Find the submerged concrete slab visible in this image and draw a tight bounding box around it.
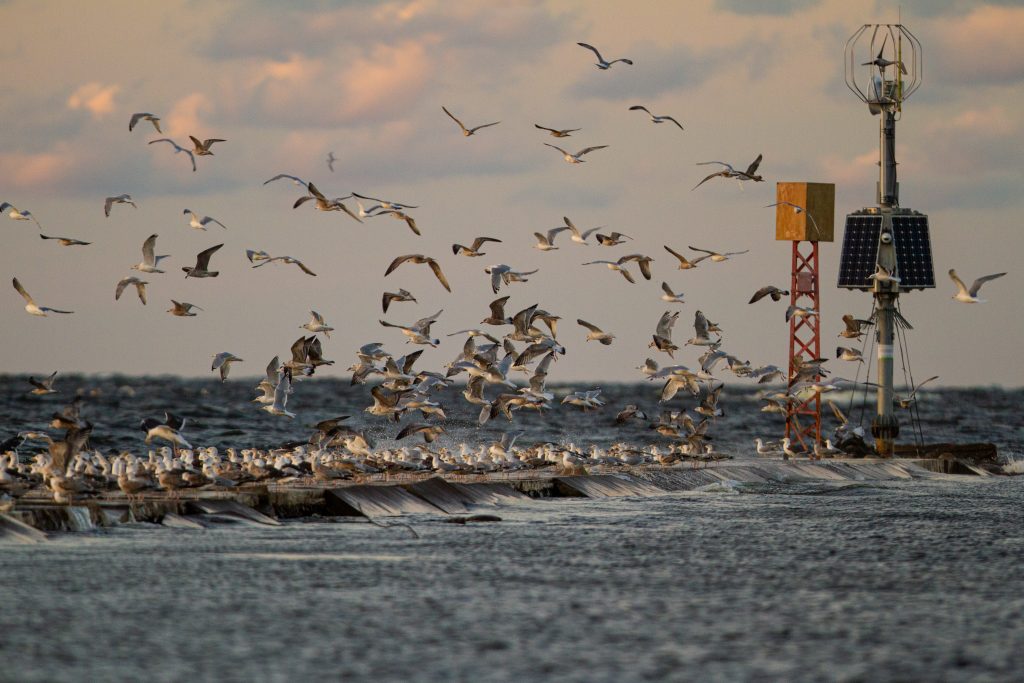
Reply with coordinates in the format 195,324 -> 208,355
326,485 -> 447,518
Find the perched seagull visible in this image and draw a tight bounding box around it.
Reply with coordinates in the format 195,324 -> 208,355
351,192 -> 419,212
28,371 -> 59,395
749,285 -> 790,303
380,309 -> 443,347
11,278 -> 73,316
263,173 -> 308,189
692,154 -> 764,190
39,234 -> 91,247
104,194 -> 136,217
115,276 -> 148,305
765,201 -> 822,239
660,282 -> 685,304
301,311 -> 334,337
452,236 -> 502,257
534,124 -> 580,137
839,314 -> 872,339
663,245 -> 709,270
544,143 -> 608,164
211,352 -> 243,381
293,182 -> 362,223
563,216 -> 601,245
327,151 -> 337,172
577,319 -> 615,345
382,288 -> 417,313
385,255 -> 451,292
182,243 -> 223,278
442,106 -> 500,136
836,347 -> 864,362
577,42 -> 633,69
131,234 -> 169,273
183,209 -> 227,231
894,375 -> 939,409
264,368 -> 295,418
533,226 -> 570,251
250,253 -> 317,276
688,245 -> 749,262
484,264 -> 537,293
628,105 -> 684,130
582,258 -> 637,284
189,135 -> 225,156
786,304 -> 818,323
147,138 -> 196,172
949,269 -> 1006,303
167,300 -> 202,317
128,112 -> 162,134
595,232 -> 631,246
1,202 -> 41,229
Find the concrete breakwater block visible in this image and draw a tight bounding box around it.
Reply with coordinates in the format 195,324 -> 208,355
0,513 -> 49,543
326,485 -> 446,518
554,474 -> 666,498
448,482 -> 528,505
185,499 -> 282,526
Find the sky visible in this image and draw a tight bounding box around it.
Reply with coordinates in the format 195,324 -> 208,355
0,0 -> 1021,387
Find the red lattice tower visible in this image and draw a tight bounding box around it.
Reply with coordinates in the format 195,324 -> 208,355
773,182 -> 835,452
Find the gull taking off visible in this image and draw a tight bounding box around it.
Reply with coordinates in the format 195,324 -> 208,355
544,143 -> 608,164
949,269 -> 1006,303
12,278 -> 73,316
442,106 -> 500,136
132,234 -> 169,273
183,244 -> 223,278
628,105 -> 684,130
184,209 -> 227,230
577,42 -> 633,69
104,194 -> 136,217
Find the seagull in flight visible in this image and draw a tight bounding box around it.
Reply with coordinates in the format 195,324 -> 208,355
302,311 -> 334,337
380,309 -> 443,347
544,143 -> 608,164
664,245 -> 709,270
660,282 -> 685,304
949,269 -> 1006,303
442,106 -> 500,136
894,375 -> 939,409
385,254 -> 451,292
628,105 -> 684,130
766,201 -> 822,239
1,202 -> 41,229
147,138 -> 196,172
692,154 -> 764,190
263,173 -> 308,189
749,285 -> 790,303
264,368 -> 295,418
327,151 -> 337,172
577,319 -> 615,345
104,194 -> 136,217
182,244 -> 223,278
595,232 -> 631,246
293,182 -> 362,223
382,288 -> 416,313
12,277 -> 73,316
534,124 -> 581,138
183,209 -> 227,231
167,300 -> 202,317
189,135 -> 225,156
131,234 -> 169,273
688,245 -> 749,262
128,112 -> 162,134
577,42 -> 633,69
247,250 -> 317,277
533,226 -> 569,251
484,264 -> 538,293
563,216 -> 602,244
211,352 -> 243,381
39,234 -> 91,247
452,236 -> 502,257
115,276 -> 148,305
582,258 -> 637,284
28,371 -> 59,395
351,192 -> 419,212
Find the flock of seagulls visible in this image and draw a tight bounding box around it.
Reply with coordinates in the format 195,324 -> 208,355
1,36 -> 1011,505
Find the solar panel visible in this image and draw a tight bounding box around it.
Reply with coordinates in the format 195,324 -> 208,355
891,215 -> 935,289
837,214 -> 882,288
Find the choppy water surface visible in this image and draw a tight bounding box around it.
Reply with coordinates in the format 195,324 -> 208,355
2,377 -> 1024,681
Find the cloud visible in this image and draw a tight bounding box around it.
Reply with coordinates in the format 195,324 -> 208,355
0,146 -> 75,190
715,0 -> 821,15
66,82 -> 120,119
930,5 -> 1024,84
164,92 -> 215,137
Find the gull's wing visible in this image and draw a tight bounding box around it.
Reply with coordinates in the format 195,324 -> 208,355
909,375 -> 940,397
104,197 -> 114,217
148,138 -> 177,149
749,286 -> 778,304
488,296 -> 509,319
688,246 -> 716,256
441,106 -> 468,133
385,254 -> 417,276
577,42 -> 604,62
534,124 -> 557,133
663,116 -> 684,130
619,267 -> 636,284
306,182 -> 327,201
692,170 -> 727,191
428,259 -> 451,292
693,310 -> 710,337
115,277 -> 134,301
577,146 -> 608,156
580,227 -> 602,240
205,216 -> 227,230
11,277 -> 33,304
195,243 -> 224,270
577,319 -> 602,334
656,311 -> 678,338
142,234 -> 158,265
545,226 -> 570,245
136,281 -> 147,305
544,143 -> 569,156
202,138 -> 225,148
661,282 -> 677,297
725,249 -> 750,257
311,311 -> 325,325
745,153 -> 763,176
128,113 -> 152,131
947,269 -> 970,298
292,259 -> 317,276
263,174 -> 308,188
337,201 -> 364,224
969,272 -> 1006,297
185,149 -> 196,172
413,309 -> 443,331
470,236 -> 502,251
468,121 -> 501,133
628,105 -> 651,115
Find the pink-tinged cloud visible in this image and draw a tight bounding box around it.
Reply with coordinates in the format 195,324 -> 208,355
932,6 -> 1024,84
819,148 -> 877,186
0,147 -> 75,190
165,92 -> 215,138
66,82 -> 120,119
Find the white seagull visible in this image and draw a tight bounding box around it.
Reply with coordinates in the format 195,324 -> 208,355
1,202 -> 41,229
128,112 -> 162,134
544,143 -> 608,164
577,42 -> 633,69
115,276 -> 148,305
147,138 -> 196,172
949,269 -> 1006,303
442,106 -> 500,136
132,234 -> 169,273
104,194 -> 137,217
628,105 -> 684,130
211,352 -> 243,381
533,226 -> 570,251
183,209 -> 227,231
302,311 -> 334,337
11,278 -> 73,316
